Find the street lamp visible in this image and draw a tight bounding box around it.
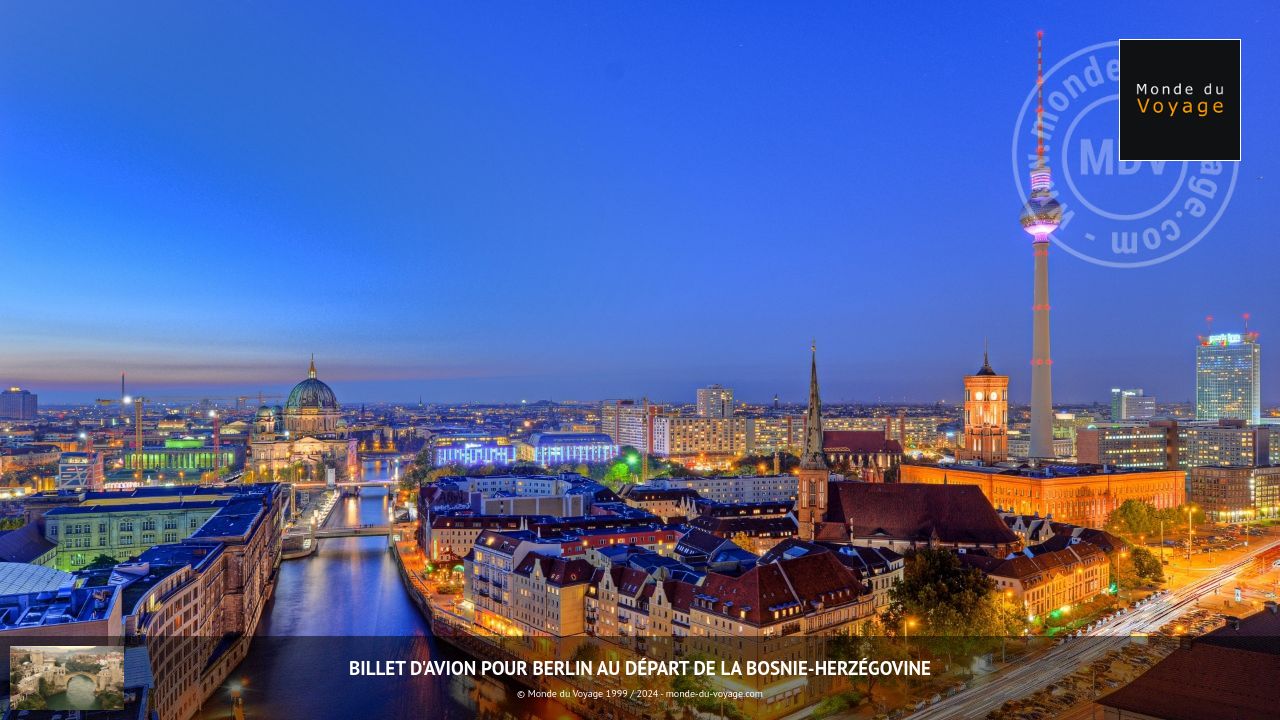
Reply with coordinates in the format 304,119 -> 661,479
1185,505 -> 1197,566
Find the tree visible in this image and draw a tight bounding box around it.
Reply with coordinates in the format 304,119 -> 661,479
828,619 -> 904,705
883,548 -> 1019,670
729,531 -> 759,556
84,554 -> 120,571
1108,499 -> 1159,537
1129,546 -> 1165,583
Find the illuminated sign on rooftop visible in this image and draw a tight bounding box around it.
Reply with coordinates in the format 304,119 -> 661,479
1206,333 -> 1243,346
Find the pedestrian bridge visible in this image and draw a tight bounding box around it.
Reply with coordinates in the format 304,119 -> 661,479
290,479 -> 397,490
287,523 -> 391,540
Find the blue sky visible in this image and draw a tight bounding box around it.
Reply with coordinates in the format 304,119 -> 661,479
1,2 -> 1276,405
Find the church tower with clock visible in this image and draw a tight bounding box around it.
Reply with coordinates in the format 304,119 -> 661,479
959,351 -> 1009,464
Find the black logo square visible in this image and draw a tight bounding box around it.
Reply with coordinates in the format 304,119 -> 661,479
1119,39 -> 1240,161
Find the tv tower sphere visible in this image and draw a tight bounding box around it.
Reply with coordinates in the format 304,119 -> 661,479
1020,186 -> 1062,237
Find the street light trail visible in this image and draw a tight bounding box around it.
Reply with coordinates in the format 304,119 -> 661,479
907,538 -> 1280,720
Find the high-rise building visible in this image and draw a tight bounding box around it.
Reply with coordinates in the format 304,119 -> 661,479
1196,331 -> 1261,424
1019,32 -> 1063,461
0,387 -> 38,420
599,399 -> 665,454
1111,388 -> 1156,421
958,352 -> 1009,464
1189,465 -> 1280,522
1076,423 -> 1173,469
696,385 -> 734,418
1181,418 -> 1271,469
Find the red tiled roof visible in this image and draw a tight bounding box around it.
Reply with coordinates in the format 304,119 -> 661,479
694,552 -> 863,626
513,551 -> 595,586
826,482 -> 1019,547
960,542 -> 1105,585
823,430 -> 903,455
662,579 -> 697,613
1097,642 -> 1280,720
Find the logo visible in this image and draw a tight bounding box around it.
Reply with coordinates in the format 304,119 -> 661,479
1010,41 -> 1238,268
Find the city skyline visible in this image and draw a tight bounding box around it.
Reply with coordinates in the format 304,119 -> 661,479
2,3 -> 1278,405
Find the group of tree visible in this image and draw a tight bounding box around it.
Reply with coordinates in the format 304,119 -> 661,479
881,548 -> 1022,670
1108,499 -> 1205,538
723,452 -> 800,476
65,658 -> 103,674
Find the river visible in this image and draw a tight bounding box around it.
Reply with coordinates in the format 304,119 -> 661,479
195,460 -> 577,720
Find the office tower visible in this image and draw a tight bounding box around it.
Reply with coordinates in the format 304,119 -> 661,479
1196,331 -> 1261,424
696,384 -> 734,418
0,387 -> 38,420
1111,388 -> 1156,421
1076,424 -> 1172,469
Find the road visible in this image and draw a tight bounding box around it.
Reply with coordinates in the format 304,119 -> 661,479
907,537 -> 1280,720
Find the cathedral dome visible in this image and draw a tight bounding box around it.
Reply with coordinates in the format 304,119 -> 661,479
286,378 -> 338,411
255,405 -> 276,419
285,357 -> 339,412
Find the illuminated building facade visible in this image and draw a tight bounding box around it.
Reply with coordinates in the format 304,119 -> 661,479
900,462 -> 1184,528
0,387 -> 38,420
249,359 -> 356,478
429,433 -> 518,467
1196,331 -> 1261,425
749,416 -> 802,455
696,384 -> 734,418
1076,424 -> 1174,469
57,451 -> 105,491
958,353 -> 1009,464
654,415 -> 749,459
600,399 -> 665,454
962,541 -> 1108,621
120,440 -> 240,474
283,356 -> 341,436
822,430 -> 903,482
1111,388 -> 1156,421
1181,418 -> 1272,469
517,432 -> 617,466
505,551 -> 594,636
1189,465 -> 1280,522
121,483 -> 284,720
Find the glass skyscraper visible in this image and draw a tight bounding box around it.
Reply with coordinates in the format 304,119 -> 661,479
1195,332 -> 1261,425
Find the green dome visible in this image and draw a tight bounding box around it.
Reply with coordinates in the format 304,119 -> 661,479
286,377 -> 338,411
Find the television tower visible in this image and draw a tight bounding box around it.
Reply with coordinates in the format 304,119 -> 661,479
1019,31 -> 1063,461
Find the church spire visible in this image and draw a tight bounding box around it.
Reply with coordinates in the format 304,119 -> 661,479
308,354 -> 317,379
800,341 -> 827,470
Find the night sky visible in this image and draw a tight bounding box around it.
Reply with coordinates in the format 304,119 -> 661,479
1,2 -> 1276,405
